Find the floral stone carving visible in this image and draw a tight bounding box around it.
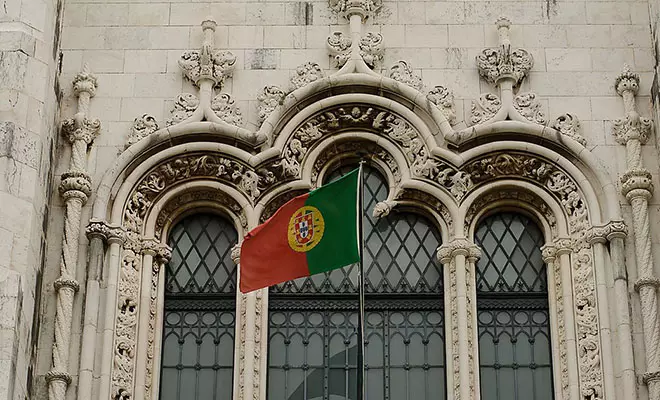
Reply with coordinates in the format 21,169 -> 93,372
167,93 -> 199,126
257,85 -> 286,124
427,85 -> 457,125
554,113 -> 586,145
513,92 -> 547,125
211,93 -> 243,126
290,62 -> 325,90
327,32 -> 352,68
476,17 -> 533,86
389,60 -> 424,91
470,93 -> 501,126
126,114 -> 159,148
178,19 -> 236,87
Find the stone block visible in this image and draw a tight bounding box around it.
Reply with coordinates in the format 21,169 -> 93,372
263,26 -> 305,49
104,27 -> 150,50
246,3 -> 286,25
20,0 -> 48,33
586,2 -> 631,25
448,25 -> 484,48
128,3 -> 169,26
209,3 -> 248,25
545,48 -> 592,71
0,51 -> 28,92
63,3 -> 86,27
398,2 -> 425,25
86,4 -> 129,26
61,27 -> 105,50
0,122 -> 40,169
149,27 -> 190,50
430,48 -> 471,70
245,49 -> 280,70
426,2 -> 465,25
133,73 -> 181,98
124,50 -> 167,73
522,25 -> 568,48
95,74 -> 135,98
545,2 -> 587,25
0,31 -> 36,57
404,25 -> 448,48
81,50 -> 125,74
591,48 -> 635,72
566,25 -> 612,48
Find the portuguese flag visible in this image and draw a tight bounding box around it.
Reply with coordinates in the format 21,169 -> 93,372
239,168 -> 361,293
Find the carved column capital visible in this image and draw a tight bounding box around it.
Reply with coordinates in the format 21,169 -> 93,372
621,168 -> 653,201
541,244 -> 557,262
587,221 -> 628,244
62,117 -> 101,146
59,171 -> 92,202
156,244 -> 172,264
554,238 -> 574,255
437,238 -> 478,262
476,18 -> 533,86
231,243 -> 241,265
53,277 -> 80,292
140,238 -> 160,257
86,219 -> 125,243
634,276 -> 660,292
612,114 -> 653,145
46,370 -> 73,385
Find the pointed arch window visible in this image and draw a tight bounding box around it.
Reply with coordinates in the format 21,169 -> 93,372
474,212 -> 553,400
159,213 -> 238,400
268,165 -> 446,400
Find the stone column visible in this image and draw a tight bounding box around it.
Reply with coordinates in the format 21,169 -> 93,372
541,244 -> 565,400
78,220 -> 124,400
437,238 -> 479,400
612,66 -> 660,399
46,65 -> 100,400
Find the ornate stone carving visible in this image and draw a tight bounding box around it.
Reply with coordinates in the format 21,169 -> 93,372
178,18 -> 236,87
123,153 -> 266,234
126,114 -> 159,148
372,200 -> 396,219
86,219 -> 125,243
211,93 -> 243,126
359,32 -> 383,68
49,65 -> 100,400
476,18 -> 533,86
469,93 -> 501,126
327,32 -> 352,68
389,60 -> 424,91
613,114 -> 653,146
513,92 -> 546,125
329,0 -> 382,19
395,188 -> 453,237
427,85 -> 456,125
167,93 -> 199,126
463,189 -> 557,238
554,113 -> 586,146
257,86 -> 286,124
290,62 -> 325,90
154,190 -> 247,240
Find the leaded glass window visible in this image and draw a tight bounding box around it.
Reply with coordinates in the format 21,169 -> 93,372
160,213 -> 237,400
474,213 -> 553,400
268,165 -> 445,400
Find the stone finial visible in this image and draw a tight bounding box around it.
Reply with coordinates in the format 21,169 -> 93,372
231,243 -> 241,264
72,63 -> 98,98
476,18 -> 533,86
329,0 -> 382,20
553,113 -> 586,146
615,64 -> 640,96
372,201 -> 396,219
178,17 -> 236,87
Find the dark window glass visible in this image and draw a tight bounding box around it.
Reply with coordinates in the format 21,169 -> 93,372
268,165 -> 445,400
160,213 -> 237,400
474,213 -> 553,400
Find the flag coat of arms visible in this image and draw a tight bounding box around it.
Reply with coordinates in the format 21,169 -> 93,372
240,169 -> 360,293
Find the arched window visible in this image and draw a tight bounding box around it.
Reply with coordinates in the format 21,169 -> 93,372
268,165 -> 445,399
474,212 -> 553,400
159,213 -> 238,400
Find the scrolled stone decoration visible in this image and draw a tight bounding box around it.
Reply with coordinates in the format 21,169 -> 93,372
554,113 -> 586,146
290,61 -> 325,90
469,93 -> 501,126
476,17 -> 533,87
48,64 -> 101,400
513,92 -> 546,125
327,31 -> 352,68
427,85 -> 457,125
211,93 -> 244,126
126,114 -> 159,148
329,0 -> 382,19
178,18 -> 236,87
389,60 -> 424,91
257,85 -> 286,124
359,32 -> 383,68
167,93 -> 200,126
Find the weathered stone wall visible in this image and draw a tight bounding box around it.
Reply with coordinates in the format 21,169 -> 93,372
0,0 -> 62,399
26,0 -> 660,400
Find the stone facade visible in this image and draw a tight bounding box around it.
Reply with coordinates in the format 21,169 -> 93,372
2,0 -> 660,400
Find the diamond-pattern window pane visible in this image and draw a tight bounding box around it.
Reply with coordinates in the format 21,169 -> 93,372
166,213 -> 238,294
271,165 -> 443,294
474,213 -> 547,293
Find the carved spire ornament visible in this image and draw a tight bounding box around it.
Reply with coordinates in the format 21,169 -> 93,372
47,64 -> 100,400
612,65 -> 660,399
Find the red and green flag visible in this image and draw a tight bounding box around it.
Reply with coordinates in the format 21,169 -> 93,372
239,168 -> 360,293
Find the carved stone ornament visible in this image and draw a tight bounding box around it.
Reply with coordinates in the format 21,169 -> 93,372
359,32 -> 383,68
372,200 -> 396,219
257,85 -> 286,124
211,93 -> 244,126
554,113 -> 586,146
167,93 -> 199,126
327,32 -> 352,68
329,0 -> 382,19
470,93 -> 501,126
612,113 -> 653,145
178,19 -> 236,87
476,17 -> 533,86
123,153 -> 273,234
395,188 -> 453,237
126,114 -> 159,148
427,85 -> 457,125
290,61 -> 325,91
513,92 -> 547,125
389,60 -> 424,91
72,66 -> 98,97
86,219 -> 126,243
61,117 -> 101,146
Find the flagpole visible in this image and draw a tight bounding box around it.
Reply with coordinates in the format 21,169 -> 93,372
357,161 -> 366,400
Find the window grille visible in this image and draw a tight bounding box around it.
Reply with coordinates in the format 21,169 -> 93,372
474,213 -> 553,400
160,213 -> 237,400
268,165 -> 445,400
